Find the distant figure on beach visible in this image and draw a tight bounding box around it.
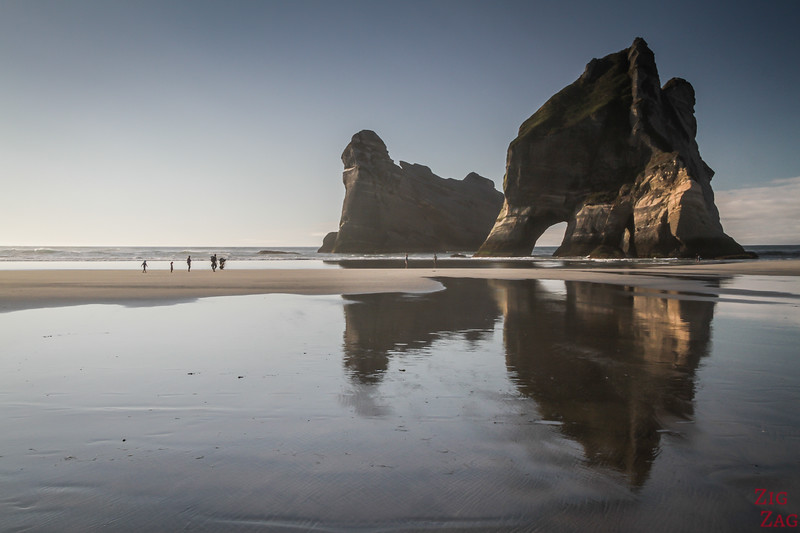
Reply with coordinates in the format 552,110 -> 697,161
170,261 -> 174,273
433,252 -> 437,268
404,253 -> 408,269
141,260 -> 148,273
211,254 -> 217,272
219,257 -> 226,270
187,255 -> 192,272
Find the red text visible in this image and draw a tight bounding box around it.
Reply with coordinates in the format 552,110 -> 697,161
761,511 -> 798,528
757,489 -> 789,506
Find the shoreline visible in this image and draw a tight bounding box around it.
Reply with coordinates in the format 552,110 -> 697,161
1,260 -> 799,312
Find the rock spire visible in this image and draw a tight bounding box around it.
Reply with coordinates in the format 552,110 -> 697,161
319,130 -> 504,253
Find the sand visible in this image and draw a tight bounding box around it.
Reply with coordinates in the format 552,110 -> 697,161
1,259 -> 799,312
3,262 -> 800,530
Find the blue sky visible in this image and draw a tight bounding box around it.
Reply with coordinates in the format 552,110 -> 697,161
2,0 -> 798,247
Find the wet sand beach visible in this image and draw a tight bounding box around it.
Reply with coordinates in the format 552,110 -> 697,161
1,259 -> 799,312
2,261 -> 800,531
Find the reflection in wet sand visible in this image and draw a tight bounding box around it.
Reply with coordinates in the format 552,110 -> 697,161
341,278 -> 715,486
496,280 -> 714,486
4,281 -> 798,530
341,278 -> 500,383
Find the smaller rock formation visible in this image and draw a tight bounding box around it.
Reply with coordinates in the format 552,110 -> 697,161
319,130 -> 504,253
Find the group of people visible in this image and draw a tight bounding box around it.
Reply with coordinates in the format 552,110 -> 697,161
209,254 -> 226,272
140,254 -> 227,273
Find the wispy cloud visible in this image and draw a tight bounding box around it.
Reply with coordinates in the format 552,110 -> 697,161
716,177 -> 800,244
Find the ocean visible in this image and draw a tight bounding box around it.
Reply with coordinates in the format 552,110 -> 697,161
0,244 -> 797,270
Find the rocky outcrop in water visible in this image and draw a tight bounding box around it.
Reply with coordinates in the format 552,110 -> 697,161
477,38 -> 749,259
319,130 -> 504,253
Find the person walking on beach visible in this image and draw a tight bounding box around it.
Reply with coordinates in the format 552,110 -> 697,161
170,261 -> 174,273
433,252 -> 437,269
404,253 -> 408,269
187,255 -> 192,272
141,260 -> 148,273
211,254 -> 217,272
219,257 -> 226,270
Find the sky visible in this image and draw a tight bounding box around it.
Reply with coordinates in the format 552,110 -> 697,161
2,0 -> 798,247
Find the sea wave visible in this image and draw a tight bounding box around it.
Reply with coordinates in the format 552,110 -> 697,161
0,244 -> 795,265
749,249 -> 800,259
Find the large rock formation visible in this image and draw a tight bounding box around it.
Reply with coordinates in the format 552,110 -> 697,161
319,130 -> 504,253
477,38 -> 748,258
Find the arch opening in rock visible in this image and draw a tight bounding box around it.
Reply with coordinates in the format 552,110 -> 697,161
537,221 -> 568,252
621,216 -> 637,257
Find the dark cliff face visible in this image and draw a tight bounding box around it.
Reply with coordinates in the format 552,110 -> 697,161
477,38 -> 747,259
319,130 -> 504,253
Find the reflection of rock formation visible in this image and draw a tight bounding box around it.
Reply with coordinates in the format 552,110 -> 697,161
341,279 -> 501,383
340,277 -> 716,486
494,279 -> 715,486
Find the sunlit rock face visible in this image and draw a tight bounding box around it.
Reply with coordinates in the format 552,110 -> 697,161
477,38 -> 747,259
319,130 -> 504,253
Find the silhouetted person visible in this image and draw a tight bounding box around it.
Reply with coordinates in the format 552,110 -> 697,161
433,252 -> 437,268
219,257 -> 226,270
141,260 -> 148,273
187,255 -> 192,272
211,254 -> 217,272
170,261 -> 174,273
404,253 -> 408,269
